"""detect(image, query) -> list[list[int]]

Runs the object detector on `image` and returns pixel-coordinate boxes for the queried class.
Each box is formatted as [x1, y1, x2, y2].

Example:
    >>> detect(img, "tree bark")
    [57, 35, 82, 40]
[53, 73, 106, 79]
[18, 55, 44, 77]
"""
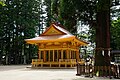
[95, 0, 111, 66]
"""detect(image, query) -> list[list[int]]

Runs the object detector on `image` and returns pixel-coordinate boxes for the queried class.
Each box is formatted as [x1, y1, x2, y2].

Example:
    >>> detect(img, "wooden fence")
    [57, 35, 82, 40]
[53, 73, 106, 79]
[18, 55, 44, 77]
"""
[76, 63, 120, 78]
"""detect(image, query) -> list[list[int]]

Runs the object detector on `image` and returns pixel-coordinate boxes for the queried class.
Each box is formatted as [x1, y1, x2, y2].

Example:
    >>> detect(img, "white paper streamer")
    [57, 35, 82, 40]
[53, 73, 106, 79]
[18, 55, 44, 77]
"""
[108, 50, 110, 56]
[102, 50, 104, 56]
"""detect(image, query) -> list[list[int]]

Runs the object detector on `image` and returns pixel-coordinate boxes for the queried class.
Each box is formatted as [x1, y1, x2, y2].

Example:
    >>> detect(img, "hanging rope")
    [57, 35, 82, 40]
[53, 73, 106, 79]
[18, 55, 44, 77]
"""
[95, 48, 111, 56]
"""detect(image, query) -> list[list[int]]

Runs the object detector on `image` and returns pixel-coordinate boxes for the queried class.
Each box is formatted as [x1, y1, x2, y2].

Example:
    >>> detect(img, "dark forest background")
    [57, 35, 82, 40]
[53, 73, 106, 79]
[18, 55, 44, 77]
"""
[0, 0, 120, 65]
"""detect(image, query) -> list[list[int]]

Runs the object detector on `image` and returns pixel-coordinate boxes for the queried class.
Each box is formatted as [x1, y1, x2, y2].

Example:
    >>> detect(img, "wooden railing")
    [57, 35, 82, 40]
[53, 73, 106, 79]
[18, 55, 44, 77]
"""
[31, 59, 76, 67]
[76, 63, 120, 78]
[32, 59, 43, 63]
[59, 59, 76, 63]
[32, 59, 76, 63]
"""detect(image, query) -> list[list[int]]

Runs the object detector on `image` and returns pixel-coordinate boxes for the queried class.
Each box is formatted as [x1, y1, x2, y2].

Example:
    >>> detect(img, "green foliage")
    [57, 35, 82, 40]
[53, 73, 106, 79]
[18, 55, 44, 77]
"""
[88, 27, 96, 43]
[50, 0, 97, 34]
[51, 0, 59, 16]
[58, 0, 77, 33]
[44, 0, 52, 27]
[111, 17, 120, 49]
[97, 0, 110, 11]
[0, 1, 6, 6]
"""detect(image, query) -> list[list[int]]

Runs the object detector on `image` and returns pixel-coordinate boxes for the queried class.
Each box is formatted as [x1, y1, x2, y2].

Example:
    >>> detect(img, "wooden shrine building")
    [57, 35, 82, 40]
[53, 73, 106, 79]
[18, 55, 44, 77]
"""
[25, 23, 88, 68]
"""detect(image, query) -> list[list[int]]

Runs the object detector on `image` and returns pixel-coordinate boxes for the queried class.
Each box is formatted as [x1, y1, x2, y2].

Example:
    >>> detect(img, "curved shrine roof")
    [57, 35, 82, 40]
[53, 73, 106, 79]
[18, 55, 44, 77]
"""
[25, 23, 88, 46]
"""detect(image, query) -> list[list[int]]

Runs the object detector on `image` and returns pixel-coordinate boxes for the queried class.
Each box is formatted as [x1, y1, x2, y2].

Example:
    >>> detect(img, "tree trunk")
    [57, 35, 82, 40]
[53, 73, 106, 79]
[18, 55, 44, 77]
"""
[95, 0, 111, 66]
[23, 55, 26, 64]
[6, 54, 8, 65]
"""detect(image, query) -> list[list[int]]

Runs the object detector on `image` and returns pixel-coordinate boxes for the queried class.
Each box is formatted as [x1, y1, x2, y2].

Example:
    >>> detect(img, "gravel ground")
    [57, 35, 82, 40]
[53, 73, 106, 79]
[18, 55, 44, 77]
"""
[0, 65, 117, 80]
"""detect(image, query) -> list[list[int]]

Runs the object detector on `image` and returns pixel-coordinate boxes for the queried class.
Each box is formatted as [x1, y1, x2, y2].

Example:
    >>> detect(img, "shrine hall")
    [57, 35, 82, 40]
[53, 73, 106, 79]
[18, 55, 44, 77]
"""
[25, 23, 88, 68]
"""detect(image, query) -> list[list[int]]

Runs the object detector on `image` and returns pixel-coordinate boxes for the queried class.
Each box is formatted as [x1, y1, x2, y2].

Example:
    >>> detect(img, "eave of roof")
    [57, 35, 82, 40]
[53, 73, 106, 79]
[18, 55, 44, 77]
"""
[25, 35, 88, 46]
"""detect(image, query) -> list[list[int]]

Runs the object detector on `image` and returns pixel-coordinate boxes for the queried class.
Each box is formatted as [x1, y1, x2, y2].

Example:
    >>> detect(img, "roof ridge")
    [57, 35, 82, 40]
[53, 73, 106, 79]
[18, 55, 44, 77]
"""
[52, 23, 73, 36]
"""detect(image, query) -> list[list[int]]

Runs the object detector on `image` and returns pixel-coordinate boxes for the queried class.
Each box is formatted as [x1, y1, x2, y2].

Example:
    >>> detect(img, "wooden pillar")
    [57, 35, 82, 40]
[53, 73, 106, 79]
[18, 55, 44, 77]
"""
[57, 50, 58, 62]
[73, 51, 74, 59]
[43, 50, 46, 62]
[73, 51, 75, 59]
[39, 50, 41, 59]
[49, 50, 50, 62]
[72, 51, 74, 59]
[74, 51, 76, 59]
[38, 50, 40, 59]
[67, 49, 69, 59]
[70, 50, 71, 59]
[71, 50, 73, 59]
[53, 50, 54, 62]
[69, 50, 72, 67]
[76, 50, 80, 61]
[61, 49, 63, 59]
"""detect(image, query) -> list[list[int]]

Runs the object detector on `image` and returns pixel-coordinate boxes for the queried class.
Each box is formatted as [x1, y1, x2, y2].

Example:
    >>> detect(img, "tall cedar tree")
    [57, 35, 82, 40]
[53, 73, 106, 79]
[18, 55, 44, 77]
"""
[50, 0, 120, 66]
[0, 0, 41, 64]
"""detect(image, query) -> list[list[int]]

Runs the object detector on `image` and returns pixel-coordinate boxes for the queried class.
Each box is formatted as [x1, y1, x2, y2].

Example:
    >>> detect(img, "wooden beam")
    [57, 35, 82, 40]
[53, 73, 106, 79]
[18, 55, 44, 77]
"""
[39, 48, 77, 51]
